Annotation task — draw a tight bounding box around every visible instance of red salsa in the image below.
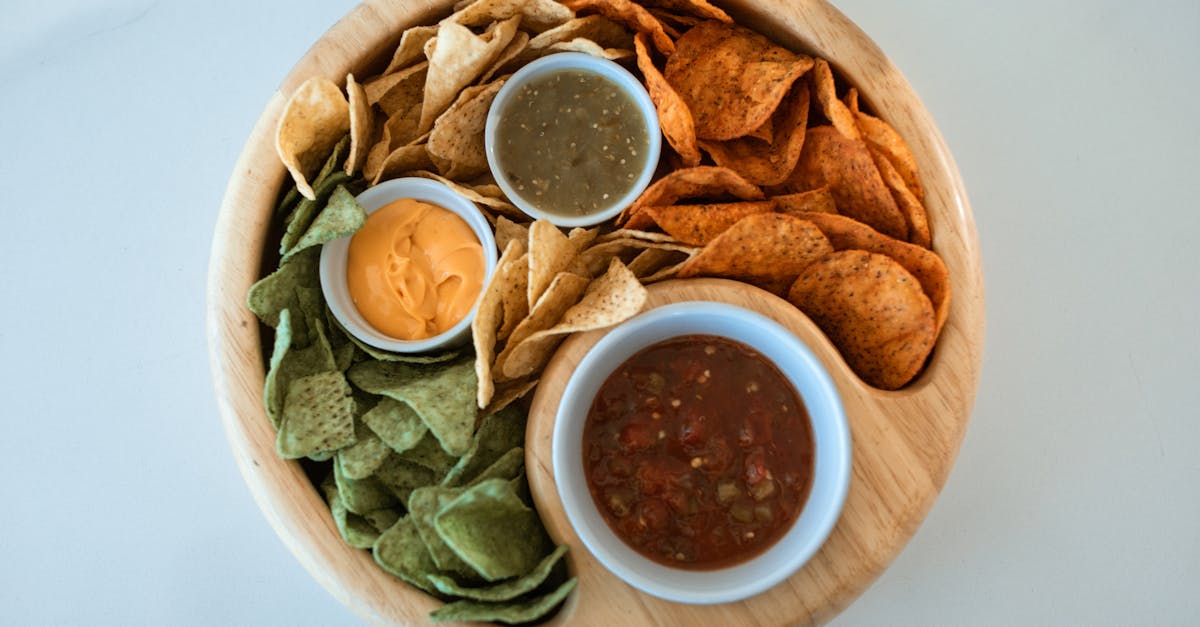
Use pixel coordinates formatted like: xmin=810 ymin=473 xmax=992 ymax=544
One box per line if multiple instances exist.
xmin=583 ymin=334 xmax=814 ymax=570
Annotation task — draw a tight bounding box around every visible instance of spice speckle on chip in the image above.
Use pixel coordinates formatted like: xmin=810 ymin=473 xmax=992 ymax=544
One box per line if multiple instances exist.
xmin=247 ymin=0 xmax=952 ymax=621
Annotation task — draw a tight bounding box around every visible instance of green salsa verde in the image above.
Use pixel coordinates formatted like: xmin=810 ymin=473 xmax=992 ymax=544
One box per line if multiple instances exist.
xmin=495 ymin=68 xmax=651 ymax=218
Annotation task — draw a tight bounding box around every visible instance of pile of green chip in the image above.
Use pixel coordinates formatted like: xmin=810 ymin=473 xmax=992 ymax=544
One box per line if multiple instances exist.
xmin=247 ymin=137 xmax=574 ymax=624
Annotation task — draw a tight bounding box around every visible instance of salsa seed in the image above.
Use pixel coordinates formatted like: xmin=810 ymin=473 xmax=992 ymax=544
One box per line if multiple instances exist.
xmin=670 ymin=398 xmax=681 ymax=408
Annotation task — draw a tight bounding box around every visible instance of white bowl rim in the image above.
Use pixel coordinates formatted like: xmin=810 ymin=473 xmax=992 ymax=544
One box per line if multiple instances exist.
xmin=551 ymin=301 xmax=852 ymax=604
xmin=484 ymin=52 xmax=662 ymax=228
xmin=319 ymin=177 xmax=499 ymax=354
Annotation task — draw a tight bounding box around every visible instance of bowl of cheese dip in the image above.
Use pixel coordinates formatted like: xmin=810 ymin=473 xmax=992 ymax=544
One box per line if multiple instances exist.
xmin=485 ymin=53 xmax=661 ymax=227
xmin=319 ymin=177 xmax=498 ymax=353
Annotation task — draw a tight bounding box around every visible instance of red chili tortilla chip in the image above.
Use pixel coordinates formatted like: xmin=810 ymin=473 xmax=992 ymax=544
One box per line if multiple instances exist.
xmin=788 ymin=211 xmax=950 ymax=335
xmin=643 ymin=0 xmax=730 ymax=24
xmin=855 ymin=109 xmax=925 ymax=202
xmin=634 ymin=33 xmax=701 ymax=167
xmin=697 ymin=81 xmax=810 ymax=186
xmin=643 ymin=200 xmax=776 ymax=245
xmin=772 ymin=187 xmax=837 ymax=215
xmin=811 ymin=58 xmax=861 ymax=142
xmin=785 ymin=125 xmax=908 ymax=241
xmin=869 ymin=144 xmax=930 ymax=249
xmin=677 ymin=213 xmax=834 ymax=295
xmin=787 ymin=250 xmax=935 ymax=390
xmin=665 ymin=21 xmax=813 ymax=141
xmin=564 ymin=0 xmax=674 ymax=56
xmin=618 ymin=166 xmax=764 ymax=226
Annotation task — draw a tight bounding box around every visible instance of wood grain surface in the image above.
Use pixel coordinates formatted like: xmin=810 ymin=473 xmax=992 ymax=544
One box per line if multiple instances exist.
xmin=205 ymin=0 xmax=985 ymax=624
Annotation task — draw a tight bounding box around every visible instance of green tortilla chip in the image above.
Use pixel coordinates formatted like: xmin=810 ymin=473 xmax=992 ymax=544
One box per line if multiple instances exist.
xmin=247 ymin=248 xmax=321 ymax=331
xmin=429 ymin=577 xmax=578 ymax=624
xmin=399 ymin=433 xmax=458 ymax=475
xmin=338 ymin=418 xmax=391 ymax=479
xmin=361 ymin=397 xmax=428 ymax=453
xmin=334 ymin=342 xmax=357 ymax=372
xmin=373 ymin=516 xmax=440 ymax=595
xmin=364 ymin=508 xmax=402 ymax=533
xmin=329 ymin=316 xmax=460 ymax=364
xmin=408 ymin=485 xmax=481 ymax=579
xmin=276 ymin=371 xmax=356 ymax=459
xmin=442 ymin=406 xmax=527 ymax=487
xmin=347 ymin=357 xmax=479 ymax=456
xmin=464 ymin=447 xmax=525 ymax=487
xmin=280 ymin=170 xmax=354 ymax=256
xmin=281 ymin=185 xmax=367 ymax=264
xmin=426 ymin=544 xmax=567 ymax=602
xmin=374 ymin=453 xmax=437 ymax=503
xmin=334 ymin=454 xmax=399 ymax=514
xmin=434 ymin=478 xmax=552 ymax=581
xmin=320 ymin=473 xmax=383 ymax=549
xmin=263 ymin=309 xmax=295 ymax=429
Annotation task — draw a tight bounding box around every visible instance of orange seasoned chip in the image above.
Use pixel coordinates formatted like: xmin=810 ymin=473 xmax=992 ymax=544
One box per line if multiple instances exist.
xmin=772 ymin=187 xmax=837 ymax=215
xmin=643 ymin=200 xmax=776 ymax=245
xmin=634 ymin=33 xmax=701 ymax=167
xmin=855 ymin=109 xmax=925 ymax=202
xmin=677 ymin=213 xmax=834 ymax=295
xmin=276 ymin=77 xmax=351 ymax=200
xmin=564 ymin=0 xmax=674 ymax=55
xmin=869 ymin=144 xmax=930 ymax=249
xmin=698 ymin=81 xmax=810 ymax=185
xmin=618 ymin=166 xmax=764 ymax=226
xmin=665 ymin=21 xmax=813 ymax=141
xmin=811 ymin=58 xmax=861 ymax=141
xmin=787 ymin=250 xmax=935 ymax=390
xmin=644 ymin=0 xmax=731 ymax=24
xmin=785 ymin=126 xmax=908 ymax=241
xmin=788 ymin=211 xmax=950 ymax=335
xmin=344 ymin=74 xmax=373 ymax=176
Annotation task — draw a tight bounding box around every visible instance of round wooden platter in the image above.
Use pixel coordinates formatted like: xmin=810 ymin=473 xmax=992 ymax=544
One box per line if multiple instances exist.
xmin=206 ymin=0 xmax=984 ymax=625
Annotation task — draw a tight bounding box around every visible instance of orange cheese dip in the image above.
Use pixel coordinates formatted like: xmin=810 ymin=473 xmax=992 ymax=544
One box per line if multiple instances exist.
xmin=346 ymin=198 xmax=485 ymax=341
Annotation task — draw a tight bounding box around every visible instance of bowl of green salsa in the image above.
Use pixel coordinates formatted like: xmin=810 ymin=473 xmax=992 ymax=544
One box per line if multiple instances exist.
xmin=485 ymin=52 xmax=661 ymax=227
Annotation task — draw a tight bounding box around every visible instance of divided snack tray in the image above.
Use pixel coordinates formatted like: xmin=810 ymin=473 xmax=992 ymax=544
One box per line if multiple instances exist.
xmin=206 ymin=0 xmax=985 ymax=624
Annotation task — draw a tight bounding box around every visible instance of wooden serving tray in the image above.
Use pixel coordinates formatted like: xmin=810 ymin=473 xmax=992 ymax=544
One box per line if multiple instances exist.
xmin=206 ymin=0 xmax=984 ymax=624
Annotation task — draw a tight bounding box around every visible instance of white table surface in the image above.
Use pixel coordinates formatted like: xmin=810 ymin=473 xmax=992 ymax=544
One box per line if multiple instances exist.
xmin=1 ymin=0 xmax=1196 ymax=624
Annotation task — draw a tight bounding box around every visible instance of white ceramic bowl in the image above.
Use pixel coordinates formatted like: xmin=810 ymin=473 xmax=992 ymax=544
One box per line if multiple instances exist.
xmin=319 ymin=177 xmax=498 ymax=353
xmin=552 ymin=301 xmax=852 ymax=604
xmin=484 ymin=52 xmax=661 ymax=227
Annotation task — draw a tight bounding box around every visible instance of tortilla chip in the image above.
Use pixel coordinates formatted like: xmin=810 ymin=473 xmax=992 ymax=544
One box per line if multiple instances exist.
xmin=527 ymin=220 xmax=582 ymax=307
xmin=574 ymin=237 xmax=695 ymax=277
xmin=346 ymin=357 xmax=478 ymax=457
xmin=643 ymin=200 xmax=776 ymax=245
xmin=869 ymin=144 xmax=931 ymax=248
xmin=426 ymin=544 xmax=566 ymax=602
xmin=334 ymin=457 xmax=400 ymax=514
xmin=811 ymin=58 xmax=861 ymax=141
xmin=494 ymin=271 xmax=591 ymax=376
xmin=280 ymin=168 xmax=352 ymax=255
xmin=276 ymin=77 xmax=351 ymax=200
xmin=697 ymin=81 xmax=810 ymax=186
xmin=248 ymin=248 xmax=321 ymax=330
xmin=789 ymin=211 xmax=950 ymax=334
xmin=429 ymin=577 xmax=577 ymax=623
xmin=429 ymin=78 xmax=506 ymax=181
xmin=665 ymin=21 xmax=812 ymax=140
xmin=618 ymin=166 xmax=764 ymax=227
xmin=634 ymin=33 xmax=701 ymax=167
xmin=374 ymin=454 xmax=438 ymax=502
xmin=408 ymin=485 xmax=481 ymax=577
xmin=483 ymin=378 xmax=539 ymax=416
xmin=420 ymin=18 xmax=521 ymax=134
xmin=502 ymin=259 xmax=647 ymax=379
xmin=447 ymin=0 xmax=575 ymax=33
xmin=474 ymin=240 xmax=525 ymax=408
xmin=338 ymin=417 xmax=392 ymax=480
xmin=677 ymin=213 xmax=834 ymax=295
xmin=373 ymin=516 xmax=441 ymax=595
xmin=528 ymin=14 xmax=634 ymax=50
xmin=281 ymin=185 xmax=367 ymax=264
xmin=563 ymin=0 xmax=674 ymax=55
xmin=597 ymin=228 xmax=685 ymax=244
xmin=382 ymin=26 xmax=438 ymax=75
xmin=643 ymin=0 xmax=731 ymax=23
xmin=786 ymin=125 xmax=908 ymax=241
xmin=494 ymin=216 xmax=529 ymax=254
xmin=361 ymin=396 xmax=429 ymax=454
xmin=479 ymin=30 xmax=530 ymax=84
xmin=371 ymin=143 xmax=435 ymax=186
xmin=772 ymin=187 xmax=837 ymax=215
xmin=434 ymin=478 xmax=553 ymax=581
xmin=320 ymin=473 xmax=384 ymax=549
xmin=442 ymin=406 xmax=526 ymax=488
xmin=345 ymin=74 xmax=373 ymax=175
xmin=855 ymin=109 xmax=924 ymax=202
xmin=787 ymin=250 xmax=935 ymax=390
xmin=405 ymin=170 xmax=522 ymax=218
xmin=548 ymin=37 xmax=633 ymax=60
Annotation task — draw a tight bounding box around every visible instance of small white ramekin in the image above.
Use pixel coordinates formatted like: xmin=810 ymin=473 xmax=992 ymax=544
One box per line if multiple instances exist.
xmin=319 ymin=177 xmax=498 ymax=353
xmin=552 ymin=301 xmax=851 ymax=604
xmin=484 ymin=52 xmax=661 ymax=227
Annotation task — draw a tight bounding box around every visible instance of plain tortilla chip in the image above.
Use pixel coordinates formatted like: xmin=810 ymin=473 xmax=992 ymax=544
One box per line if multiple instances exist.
xmin=429 ymin=578 xmax=578 ymax=623
xmin=371 ymin=143 xmax=435 ymax=186
xmin=619 ymin=166 xmax=764 ymax=226
xmin=276 ymin=77 xmax=351 ymax=200
xmin=698 ymin=82 xmax=810 ymax=186
xmin=419 ymin=18 xmax=520 ymax=134
xmin=482 ymin=378 xmax=539 ymax=416
xmin=665 ymin=21 xmax=813 ymax=141
xmin=787 ymin=250 xmax=935 ymax=390
xmin=548 ymin=37 xmax=633 ymax=60
xmin=527 ymin=220 xmax=583 ymax=307
xmin=479 ymin=31 xmax=530 ymax=84
xmin=429 ymin=78 xmax=506 ymax=181
xmin=344 ymin=74 xmax=373 ymax=175
xmin=786 ymin=126 xmax=908 ymax=241
xmin=494 ymin=271 xmax=591 ymax=377
xmin=869 ymin=144 xmax=931 ymax=248
xmin=447 ymin=0 xmax=575 ymax=33
xmin=772 ymin=187 xmax=837 ymax=215
xmin=635 ymin=33 xmax=701 ymax=167
xmin=563 ymin=0 xmax=674 ymax=55
xmin=528 ymin=14 xmax=633 ymax=50
xmin=405 ymin=170 xmax=522 ymax=218
xmin=494 ymin=216 xmax=529 ymax=254
xmin=811 ymin=58 xmax=861 ymax=141
xmin=474 ymin=240 xmax=526 ymax=408
xmin=502 ymin=259 xmax=647 ymax=379
xmin=382 ymin=26 xmax=438 ymax=75
xmin=789 ymin=211 xmax=950 ymax=335
xmin=643 ymin=200 xmax=776 ymax=246
xmin=677 ymin=213 xmax=834 ymax=295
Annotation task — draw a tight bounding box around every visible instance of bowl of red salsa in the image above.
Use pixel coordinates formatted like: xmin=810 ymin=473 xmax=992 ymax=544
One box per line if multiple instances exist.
xmin=552 ymin=301 xmax=851 ymax=604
